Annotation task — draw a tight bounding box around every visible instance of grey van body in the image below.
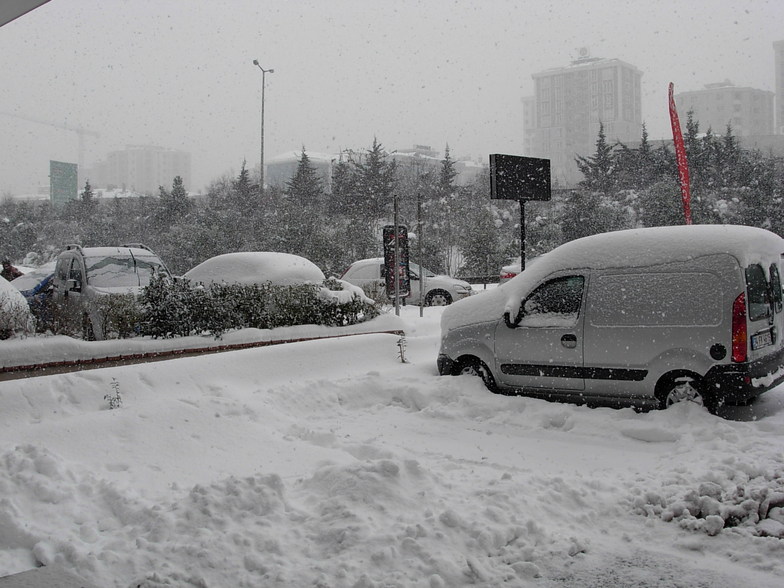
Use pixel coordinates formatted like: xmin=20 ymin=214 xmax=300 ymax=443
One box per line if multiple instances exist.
xmin=52 ymin=244 xmax=170 ymax=340
xmin=437 ymin=225 xmax=784 ymax=411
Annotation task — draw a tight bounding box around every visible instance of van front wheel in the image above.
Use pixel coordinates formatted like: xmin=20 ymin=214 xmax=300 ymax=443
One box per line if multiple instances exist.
xmin=456 ymin=357 xmax=498 ymax=392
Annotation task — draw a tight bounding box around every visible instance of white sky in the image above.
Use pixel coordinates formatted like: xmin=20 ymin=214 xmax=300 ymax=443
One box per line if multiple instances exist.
xmin=1 ymin=0 xmax=782 ymax=194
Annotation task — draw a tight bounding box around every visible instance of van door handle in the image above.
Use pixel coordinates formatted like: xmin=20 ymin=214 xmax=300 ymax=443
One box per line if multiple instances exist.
xmin=561 ymin=334 xmax=577 ymax=349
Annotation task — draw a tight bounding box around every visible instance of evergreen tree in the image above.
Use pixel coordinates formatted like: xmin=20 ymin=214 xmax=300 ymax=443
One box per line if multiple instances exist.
xmin=575 ymin=122 xmax=616 ymax=195
xmin=232 ymin=159 xmax=255 ymax=212
xmin=354 ymin=138 xmax=398 ymax=218
xmin=285 ymin=148 xmax=324 ymax=209
xmin=81 ymin=180 xmax=94 ymax=203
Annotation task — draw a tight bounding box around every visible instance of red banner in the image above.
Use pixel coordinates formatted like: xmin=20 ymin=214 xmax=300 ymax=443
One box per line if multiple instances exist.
xmin=668 ymin=82 xmax=692 ymax=225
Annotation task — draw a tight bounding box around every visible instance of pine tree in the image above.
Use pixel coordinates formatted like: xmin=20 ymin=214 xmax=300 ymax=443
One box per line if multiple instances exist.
xmin=81 ymin=180 xmax=94 ymax=203
xmin=285 ymin=148 xmax=324 ymax=209
xmin=575 ymin=123 xmax=616 ymax=195
xmin=354 ymin=138 xmax=398 ymax=218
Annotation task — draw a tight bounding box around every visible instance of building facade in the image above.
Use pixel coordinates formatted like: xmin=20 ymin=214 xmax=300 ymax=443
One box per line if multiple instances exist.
xmin=90 ymin=146 xmax=192 ymax=194
xmin=674 ymin=81 xmax=774 ymax=137
xmin=525 ymin=52 xmax=643 ymax=186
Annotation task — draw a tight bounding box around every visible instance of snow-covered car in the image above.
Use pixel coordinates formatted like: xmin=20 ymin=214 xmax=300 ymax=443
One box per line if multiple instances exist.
xmin=51 ymin=244 xmax=172 ymax=340
xmin=439 ymin=225 xmax=784 ymax=413
xmin=11 ymin=262 xmax=56 ymax=303
xmin=183 ymin=252 xmax=372 ymax=305
xmin=10 ymin=261 xmax=56 ymax=332
xmin=340 ymin=257 xmax=472 ymax=306
xmin=1 ymin=275 xmax=34 ymax=339
xmin=184 ymin=252 xmax=326 ymax=286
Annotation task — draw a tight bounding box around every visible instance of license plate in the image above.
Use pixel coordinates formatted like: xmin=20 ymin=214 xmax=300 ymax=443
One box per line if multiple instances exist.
xmin=751 ymin=330 xmax=773 ymax=350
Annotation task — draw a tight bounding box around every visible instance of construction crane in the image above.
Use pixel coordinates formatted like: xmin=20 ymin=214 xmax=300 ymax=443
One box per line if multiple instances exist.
xmin=0 ymin=110 xmax=100 ymax=178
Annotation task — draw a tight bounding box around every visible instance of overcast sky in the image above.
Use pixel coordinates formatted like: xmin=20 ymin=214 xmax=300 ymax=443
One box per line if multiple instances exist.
xmin=1 ymin=0 xmax=782 ymax=195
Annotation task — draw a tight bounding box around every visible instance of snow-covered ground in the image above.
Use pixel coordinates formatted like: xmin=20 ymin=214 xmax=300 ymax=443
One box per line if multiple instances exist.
xmin=1 ymin=302 xmax=784 ymax=587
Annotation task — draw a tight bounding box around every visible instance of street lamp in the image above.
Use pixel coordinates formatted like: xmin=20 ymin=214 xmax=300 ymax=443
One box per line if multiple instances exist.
xmin=252 ymin=59 xmax=274 ymax=197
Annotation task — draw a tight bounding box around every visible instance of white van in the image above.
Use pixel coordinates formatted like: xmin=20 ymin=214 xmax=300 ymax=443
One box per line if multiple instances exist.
xmin=438 ymin=225 xmax=784 ymax=412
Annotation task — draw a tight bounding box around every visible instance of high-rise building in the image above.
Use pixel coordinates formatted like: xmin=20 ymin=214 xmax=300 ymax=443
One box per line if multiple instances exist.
xmin=775 ymin=40 xmax=784 ymax=134
xmin=674 ymin=81 xmax=774 ymax=137
xmin=525 ymin=50 xmax=642 ymax=186
xmin=90 ymin=145 xmax=192 ymax=194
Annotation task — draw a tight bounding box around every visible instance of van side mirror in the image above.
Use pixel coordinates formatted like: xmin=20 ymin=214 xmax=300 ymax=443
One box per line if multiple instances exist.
xmin=503 ymin=310 xmax=520 ymax=329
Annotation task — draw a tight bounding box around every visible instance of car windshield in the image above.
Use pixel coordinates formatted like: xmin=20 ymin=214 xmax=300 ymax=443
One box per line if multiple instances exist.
xmin=409 ymin=263 xmax=436 ymax=278
xmin=85 ymin=254 xmax=167 ymax=288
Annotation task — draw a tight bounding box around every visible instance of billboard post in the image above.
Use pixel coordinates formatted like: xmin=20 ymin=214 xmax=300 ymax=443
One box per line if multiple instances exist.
xmin=489 ymin=154 xmax=551 ymax=272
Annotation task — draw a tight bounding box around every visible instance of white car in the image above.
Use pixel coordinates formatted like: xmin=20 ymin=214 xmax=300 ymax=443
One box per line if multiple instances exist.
xmin=340 ymin=257 xmax=472 ymax=306
xmin=184 ymin=252 xmax=372 ymax=305
xmin=184 ymin=252 xmax=326 ymax=286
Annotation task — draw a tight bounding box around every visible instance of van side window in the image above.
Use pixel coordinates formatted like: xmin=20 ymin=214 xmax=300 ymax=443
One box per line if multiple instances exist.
xmin=769 ymin=264 xmax=782 ymax=314
xmin=518 ymin=276 xmax=584 ymax=327
xmin=745 ymin=264 xmax=770 ymax=322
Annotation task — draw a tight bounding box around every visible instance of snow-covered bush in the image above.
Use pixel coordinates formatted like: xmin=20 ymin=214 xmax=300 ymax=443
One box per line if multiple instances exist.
xmin=1 ymin=277 xmax=34 ymax=339
xmin=138 ymin=274 xmax=380 ymax=339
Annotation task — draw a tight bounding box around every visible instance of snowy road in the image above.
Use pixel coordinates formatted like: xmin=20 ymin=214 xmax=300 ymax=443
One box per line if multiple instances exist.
xmin=1 ymin=305 xmax=784 ymax=586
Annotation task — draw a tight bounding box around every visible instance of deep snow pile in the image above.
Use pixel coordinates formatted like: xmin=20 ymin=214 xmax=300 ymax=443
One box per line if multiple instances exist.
xmin=1 ymin=305 xmax=784 ymax=587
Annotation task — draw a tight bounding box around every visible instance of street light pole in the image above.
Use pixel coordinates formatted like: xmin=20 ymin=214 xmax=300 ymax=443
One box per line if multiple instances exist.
xmin=252 ymin=59 xmax=274 ymax=198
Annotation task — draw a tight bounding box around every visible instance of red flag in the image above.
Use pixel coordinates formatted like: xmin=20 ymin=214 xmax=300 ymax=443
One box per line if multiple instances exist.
xmin=668 ymin=82 xmax=692 ymax=225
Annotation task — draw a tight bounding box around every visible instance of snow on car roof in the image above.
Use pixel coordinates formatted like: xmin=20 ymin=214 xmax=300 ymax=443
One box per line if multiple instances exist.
xmin=442 ymin=225 xmax=784 ymax=333
xmin=184 ymin=252 xmax=326 ymax=286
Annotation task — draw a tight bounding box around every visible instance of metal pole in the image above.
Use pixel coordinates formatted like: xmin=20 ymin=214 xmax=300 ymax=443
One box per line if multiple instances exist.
xmin=252 ymin=60 xmax=274 ymax=199
xmin=417 ymin=195 xmax=423 ymax=317
xmin=520 ymin=200 xmax=526 ymax=272
xmin=394 ymin=195 xmax=400 ymax=316
xmin=260 ymin=69 xmax=266 ymax=196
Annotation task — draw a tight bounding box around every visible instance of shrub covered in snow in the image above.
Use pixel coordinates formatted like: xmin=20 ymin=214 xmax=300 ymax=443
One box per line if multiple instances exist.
xmin=0 ymin=276 xmax=34 ymax=339
xmin=138 ymin=274 xmax=380 ymax=339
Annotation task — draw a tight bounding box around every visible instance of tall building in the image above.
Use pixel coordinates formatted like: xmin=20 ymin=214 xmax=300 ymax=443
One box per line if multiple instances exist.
xmin=775 ymin=40 xmax=784 ymax=134
xmin=674 ymin=81 xmax=774 ymax=137
xmin=90 ymin=145 xmax=192 ymax=194
xmin=525 ymin=50 xmax=642 ymax=186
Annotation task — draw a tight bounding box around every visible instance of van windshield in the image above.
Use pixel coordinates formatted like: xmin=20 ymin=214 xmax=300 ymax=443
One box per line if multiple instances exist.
xmin=85 ymin=255 xmax=167 ymax=288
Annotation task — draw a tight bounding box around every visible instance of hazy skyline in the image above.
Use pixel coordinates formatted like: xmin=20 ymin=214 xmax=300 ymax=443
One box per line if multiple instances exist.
xmin=1 ymin=0 xmax=782 ymax=195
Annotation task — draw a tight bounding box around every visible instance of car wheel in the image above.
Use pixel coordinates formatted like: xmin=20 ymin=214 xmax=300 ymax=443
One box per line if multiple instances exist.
xmin=656 ymin=373 xmax=716 ymax=413
xmin=425 ymin=290 xmax=452 ymax=306
xmin=456 ymin=357 xmax=498 ymax=392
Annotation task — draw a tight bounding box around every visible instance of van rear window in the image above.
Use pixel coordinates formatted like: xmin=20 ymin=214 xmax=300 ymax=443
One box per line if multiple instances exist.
xmin=589 ymin=272 xmax=722 ymax=327
xmin=745 ymin=264 xmax=770 ymax=322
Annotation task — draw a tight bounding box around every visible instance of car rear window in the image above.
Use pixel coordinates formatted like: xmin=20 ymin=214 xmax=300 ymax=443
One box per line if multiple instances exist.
xmin=745 ymin=264 xmax=770 ymax=322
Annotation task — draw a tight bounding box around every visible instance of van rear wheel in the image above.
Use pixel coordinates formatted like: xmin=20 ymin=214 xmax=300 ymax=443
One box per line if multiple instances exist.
xmin=456 ymin=357 xmax=498 ymax=392
xmin=656 ymin=374 xmax=717 ymax=413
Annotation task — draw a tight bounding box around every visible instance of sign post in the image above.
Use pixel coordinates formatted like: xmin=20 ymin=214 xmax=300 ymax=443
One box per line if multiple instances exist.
xmin=383 ymin=221 xmax=410 ymax=316
xmin=489 ymin=154 xmax=551 ymax=272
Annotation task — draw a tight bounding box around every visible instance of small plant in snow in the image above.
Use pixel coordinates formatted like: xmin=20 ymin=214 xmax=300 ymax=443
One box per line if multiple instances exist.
xmin=104 ymin=378 xmax=123 ymax=409
xmin=397 ymin=335 xmax=408 ymax=363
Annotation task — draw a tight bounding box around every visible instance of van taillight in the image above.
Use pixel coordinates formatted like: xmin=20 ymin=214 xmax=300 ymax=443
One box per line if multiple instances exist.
xmin=732 ymin=292 xmax=747 ymax=363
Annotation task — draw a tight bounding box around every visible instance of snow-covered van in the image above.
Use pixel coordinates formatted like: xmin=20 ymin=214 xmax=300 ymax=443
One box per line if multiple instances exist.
xmin=438 ymin=225 xmax=784 ymax=413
